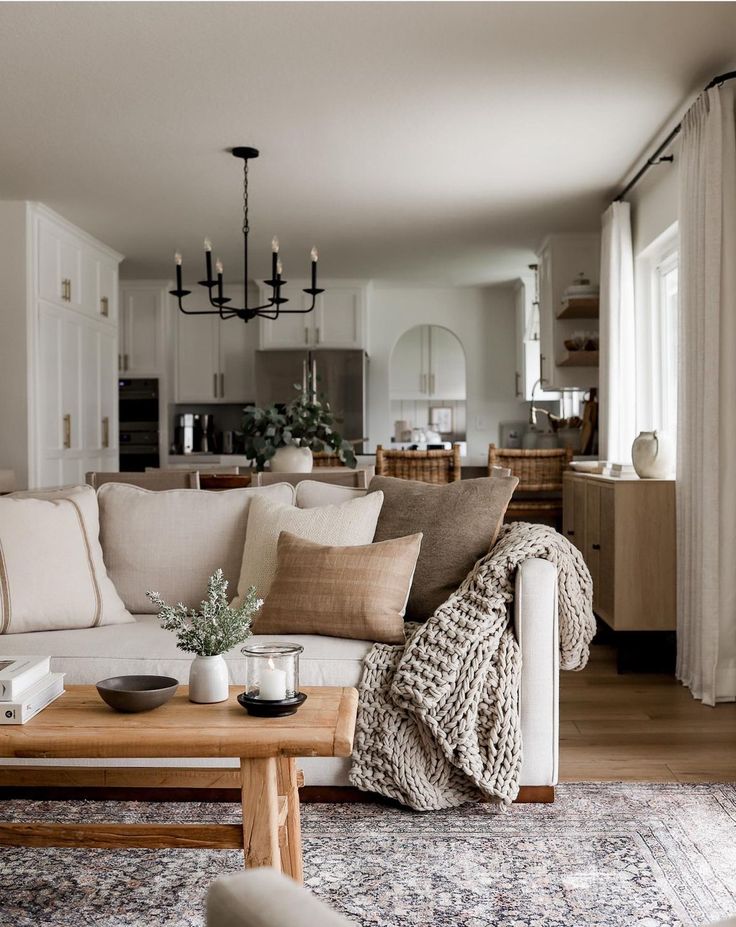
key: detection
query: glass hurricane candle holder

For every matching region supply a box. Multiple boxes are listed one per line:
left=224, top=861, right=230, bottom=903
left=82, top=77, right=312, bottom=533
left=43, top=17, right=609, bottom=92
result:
left=238, top=642, right=306, bottom=717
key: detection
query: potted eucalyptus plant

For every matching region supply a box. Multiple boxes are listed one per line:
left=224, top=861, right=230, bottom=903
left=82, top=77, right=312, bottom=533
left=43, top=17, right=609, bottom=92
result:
left=147, top=570, right=261, bottom=704
left=242, top=380, right=357, bottom=472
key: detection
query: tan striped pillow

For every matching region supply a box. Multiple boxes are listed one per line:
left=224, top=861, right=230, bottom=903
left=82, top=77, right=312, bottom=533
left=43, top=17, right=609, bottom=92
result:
left=255, top=531, right=423, bottom=643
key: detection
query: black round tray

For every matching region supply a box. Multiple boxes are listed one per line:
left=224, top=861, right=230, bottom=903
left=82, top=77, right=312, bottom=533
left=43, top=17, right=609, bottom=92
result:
left=237, top=691, right=308, bottom=717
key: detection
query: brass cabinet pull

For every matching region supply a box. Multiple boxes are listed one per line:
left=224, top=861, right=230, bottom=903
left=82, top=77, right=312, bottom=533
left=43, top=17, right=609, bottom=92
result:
left=102, top=416, right=110, bottom=449
left=219, top=373, right=225, bottom=398
left=315, top=326, right=321, bottom=344
left=213, top=373, right=218, bottom=398
left=123, top=353, right=129, bottom=371
left=429, top=373, right=435, bottom=395
left=63, top=414, right=72, bottom=449
left=304, top=327, right=309, bottom=345
left=100, top=296, right=109, bottom=317
left=61, top=279, right=71, bottom=302
left=515, top=371, right=521, bottom=397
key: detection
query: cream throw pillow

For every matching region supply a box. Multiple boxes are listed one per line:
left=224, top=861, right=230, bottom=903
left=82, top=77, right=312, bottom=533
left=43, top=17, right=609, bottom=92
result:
left=233, top=491, right=384, bottom=602
left=255, top=531, right=422, bottom=643
left=98, top=482, right=296, bottom=614
left=0, top=485, right=133, bottom=634
left=295, top=480, right=367, bottom=508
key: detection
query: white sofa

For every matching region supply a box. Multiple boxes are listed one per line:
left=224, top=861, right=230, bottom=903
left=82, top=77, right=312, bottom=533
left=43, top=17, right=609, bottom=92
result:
left=0, top=482, right=559, bottom=794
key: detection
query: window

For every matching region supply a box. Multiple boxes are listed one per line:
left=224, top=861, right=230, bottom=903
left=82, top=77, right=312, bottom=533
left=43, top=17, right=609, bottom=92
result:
left=635, top=223, right=679, bottom=450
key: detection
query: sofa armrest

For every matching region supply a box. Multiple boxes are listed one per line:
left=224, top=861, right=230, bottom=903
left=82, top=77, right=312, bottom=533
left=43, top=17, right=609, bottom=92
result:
left=207, top=870, right=354, bottom=927
left=514, top=557, right=559, bottom=786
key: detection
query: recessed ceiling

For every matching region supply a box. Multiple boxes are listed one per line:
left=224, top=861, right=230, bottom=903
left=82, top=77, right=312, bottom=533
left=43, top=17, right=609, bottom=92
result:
left=0, top=2, right=734, bottom=285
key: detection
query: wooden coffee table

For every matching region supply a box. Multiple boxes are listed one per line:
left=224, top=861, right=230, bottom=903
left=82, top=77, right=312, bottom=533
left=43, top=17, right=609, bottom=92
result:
left=0, top=685, right=357, bottom=884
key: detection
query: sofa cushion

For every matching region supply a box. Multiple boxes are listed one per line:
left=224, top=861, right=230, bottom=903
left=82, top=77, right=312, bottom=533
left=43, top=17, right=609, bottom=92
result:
left=295, top=480, right=366, bottom=508
left=255, top=531, right=422, bottom=643
left=368, top=474, right=518, bottom=620
left=98, top=482, right=295, bottom=614
left=0, top=486, right=133, bottom=634
left=234, top=492, right=384, bottom=602
left=0, top=615, right=371, bottom=688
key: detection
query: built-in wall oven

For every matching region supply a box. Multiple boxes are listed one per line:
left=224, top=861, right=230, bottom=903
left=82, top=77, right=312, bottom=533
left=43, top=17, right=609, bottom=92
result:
left=118, top=378, right=160, bottom=471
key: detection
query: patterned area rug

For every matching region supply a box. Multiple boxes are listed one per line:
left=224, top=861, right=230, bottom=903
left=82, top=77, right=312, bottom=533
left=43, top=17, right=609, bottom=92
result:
left=1, top=783, right=735, bottom=927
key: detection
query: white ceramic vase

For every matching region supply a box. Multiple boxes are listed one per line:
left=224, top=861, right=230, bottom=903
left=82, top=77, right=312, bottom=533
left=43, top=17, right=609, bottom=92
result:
left=631, top=430, right=674, bottom=479
left=188, top=654, right=229, bottom=704
left=270, top=445, right=313, bottom=473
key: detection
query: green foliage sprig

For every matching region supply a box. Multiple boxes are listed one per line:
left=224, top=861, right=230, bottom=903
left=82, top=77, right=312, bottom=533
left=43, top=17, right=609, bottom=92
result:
left=146, top=569, right=260, bottom=657
left=242, top=375, right=357, bottom=472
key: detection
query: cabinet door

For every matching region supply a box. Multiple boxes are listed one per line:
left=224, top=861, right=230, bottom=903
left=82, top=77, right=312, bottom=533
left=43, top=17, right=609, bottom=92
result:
left=81, top=325, right=102, bottom=452
left=429, top=325, right=466, bottom=399
left=38, top=303, right=64, bottom=455
left=598, top=485, right=615, bottom=621
left=219, top=319, right=254, bottom=402
left=585, top=481, right=601, bottom=606
left=60, top=314, right=83, bottom=453
left=537, top=245, right=556, bottom=389
left=315, top=288, right=364, bottom=348
left=120, top=287, right=162, bottom=373
left=38, top=222, right=64, bottom=305
left=176, top=314, right=219, bottom=402
left=259, top=283, right=315, bottom=349
left=98, top=260, right=118, bottom=323
left=390, top=325, right=429, bottom=399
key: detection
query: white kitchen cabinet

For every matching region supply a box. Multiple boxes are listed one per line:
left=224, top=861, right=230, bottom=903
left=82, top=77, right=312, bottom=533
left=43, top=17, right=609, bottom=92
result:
left=514, top=277, right=542, bottom=401
left=119, top=282, right=169, bottom=374
left=390, top=324, right=466, bottom=400
left=259, top=281, right=366, bottom=350
left=175, top=311, right=254, bottom=403
left=0, top=202, right=122, bottom=489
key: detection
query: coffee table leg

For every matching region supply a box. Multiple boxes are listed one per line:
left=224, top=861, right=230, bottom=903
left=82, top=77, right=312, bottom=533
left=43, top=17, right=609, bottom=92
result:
left=277, top=757, right=304, bottom=884
left=240, top=757, right=281, bottom=872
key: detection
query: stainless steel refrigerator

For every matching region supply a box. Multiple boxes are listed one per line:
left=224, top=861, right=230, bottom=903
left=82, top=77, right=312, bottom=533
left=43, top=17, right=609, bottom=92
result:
left=254, top=350, right=368, bottom=453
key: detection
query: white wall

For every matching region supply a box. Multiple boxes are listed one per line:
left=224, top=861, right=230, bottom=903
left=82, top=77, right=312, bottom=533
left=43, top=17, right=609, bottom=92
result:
left=629, top=148, right=679, bottom=255
left=367, top=284, right=529, bottom=466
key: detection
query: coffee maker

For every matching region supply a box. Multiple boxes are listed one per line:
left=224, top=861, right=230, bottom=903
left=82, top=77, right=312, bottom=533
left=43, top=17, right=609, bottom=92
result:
left=195, top=414, right=216, bottom=453
left=174, top=413, right=217, bottom=454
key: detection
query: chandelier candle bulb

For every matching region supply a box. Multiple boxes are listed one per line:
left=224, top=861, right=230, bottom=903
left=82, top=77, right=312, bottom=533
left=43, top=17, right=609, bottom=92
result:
left=310, top=246, right=318, bottom=290
left=271, top=237, right=279, bottom=281
left=215, top=259, right=224, bottom=301
left=204, top=239, right=213, bottom=282
left=174, top=252, right=183, bottom=290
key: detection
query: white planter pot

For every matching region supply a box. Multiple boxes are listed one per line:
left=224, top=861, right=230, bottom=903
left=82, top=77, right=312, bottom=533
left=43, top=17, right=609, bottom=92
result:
left=188, top=654, right=229, bottom=704
left=271, top=445, right=313, bottom=473
left=631, top=430, right=674, bottom=479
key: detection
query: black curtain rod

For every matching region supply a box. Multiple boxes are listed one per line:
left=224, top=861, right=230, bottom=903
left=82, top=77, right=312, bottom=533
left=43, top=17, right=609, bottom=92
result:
left=614, top=69, right=736, bottom=203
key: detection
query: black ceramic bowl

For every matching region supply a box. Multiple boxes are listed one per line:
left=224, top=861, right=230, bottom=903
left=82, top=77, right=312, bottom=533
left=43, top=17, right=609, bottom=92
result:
left=96, top=675, right=179, bottom=713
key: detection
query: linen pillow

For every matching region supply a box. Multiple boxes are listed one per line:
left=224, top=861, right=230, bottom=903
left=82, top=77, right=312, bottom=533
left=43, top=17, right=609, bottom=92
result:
left=368, top=475, right=518, bottom=621
left=295, top=480, right=366, bottom=508
left=255, top=531, right=422, bottom=643
left=0, top=485, right=133, bottom=634
left=233, top=491, right=384, bottom=602
left=98, top=481, right=295, bottom=613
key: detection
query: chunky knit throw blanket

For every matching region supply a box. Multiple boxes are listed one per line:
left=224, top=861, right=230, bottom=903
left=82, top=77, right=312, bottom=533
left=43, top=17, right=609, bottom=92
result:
left=349, top=522, right=595, bottom=810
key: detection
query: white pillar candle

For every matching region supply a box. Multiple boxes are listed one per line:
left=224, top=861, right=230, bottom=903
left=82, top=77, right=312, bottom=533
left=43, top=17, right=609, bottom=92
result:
left=259, top=658, right=287, bottom=700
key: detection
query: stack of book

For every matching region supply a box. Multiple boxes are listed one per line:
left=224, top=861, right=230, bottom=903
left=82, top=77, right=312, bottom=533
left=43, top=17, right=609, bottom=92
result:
left=0, top=656, right=65, bottom=724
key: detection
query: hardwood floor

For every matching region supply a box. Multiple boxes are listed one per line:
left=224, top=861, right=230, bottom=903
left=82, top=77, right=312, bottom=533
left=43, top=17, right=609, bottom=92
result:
left=560, top=643, right=736, bottom=782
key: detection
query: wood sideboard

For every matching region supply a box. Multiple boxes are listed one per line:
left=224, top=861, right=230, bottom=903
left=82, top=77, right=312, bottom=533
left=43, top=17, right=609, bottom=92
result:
left=562, top=472, right=676, bottom=632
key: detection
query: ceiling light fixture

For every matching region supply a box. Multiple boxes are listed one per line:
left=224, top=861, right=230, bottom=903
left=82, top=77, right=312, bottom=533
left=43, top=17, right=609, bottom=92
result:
left=170, top=147, right=323, bottom=323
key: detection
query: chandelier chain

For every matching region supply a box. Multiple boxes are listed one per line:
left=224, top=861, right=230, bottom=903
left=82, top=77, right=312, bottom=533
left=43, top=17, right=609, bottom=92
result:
left=242, top=159, right=250, bottom=237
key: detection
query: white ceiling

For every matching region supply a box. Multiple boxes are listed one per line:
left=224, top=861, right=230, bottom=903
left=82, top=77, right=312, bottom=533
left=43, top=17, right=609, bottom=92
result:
left=1, top=2, right=734, bottom=286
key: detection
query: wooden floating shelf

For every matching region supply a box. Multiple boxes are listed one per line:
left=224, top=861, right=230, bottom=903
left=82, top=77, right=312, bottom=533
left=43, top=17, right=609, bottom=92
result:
left=557, top=298, right=600, bottom=319
left=557, top=350, right=599, bottom=367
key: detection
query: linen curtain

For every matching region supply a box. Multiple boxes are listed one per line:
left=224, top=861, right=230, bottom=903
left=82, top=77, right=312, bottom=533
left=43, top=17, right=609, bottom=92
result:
left=676, top=82, right=736, bottom=705
left=599, top=201, right=637, bottom=464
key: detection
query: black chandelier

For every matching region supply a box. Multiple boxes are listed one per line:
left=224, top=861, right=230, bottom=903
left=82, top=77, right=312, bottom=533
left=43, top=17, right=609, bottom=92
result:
left=170, top=146, right=323, bottom=323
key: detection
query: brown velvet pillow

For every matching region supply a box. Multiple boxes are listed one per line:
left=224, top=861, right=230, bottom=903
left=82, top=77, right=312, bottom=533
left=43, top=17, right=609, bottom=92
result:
left=255, top=531, right=423, bottom=643
left=368, top=475, right=518, bottom=620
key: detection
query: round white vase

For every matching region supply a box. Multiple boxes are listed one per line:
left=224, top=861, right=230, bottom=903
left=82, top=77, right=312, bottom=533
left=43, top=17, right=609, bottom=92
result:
left=188, top=654, right=229, bottom=704
left=270, top=445, right=313, bottom=473
left=631, top=430, right=674, bottom=479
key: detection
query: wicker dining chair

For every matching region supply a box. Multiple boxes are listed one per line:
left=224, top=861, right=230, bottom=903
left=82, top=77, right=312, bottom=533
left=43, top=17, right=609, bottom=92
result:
left=375, top=444, right=462, bottom=484
left=312, top=451, right=345, bottom=468
left=487, top=444, right=573, bottom=527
